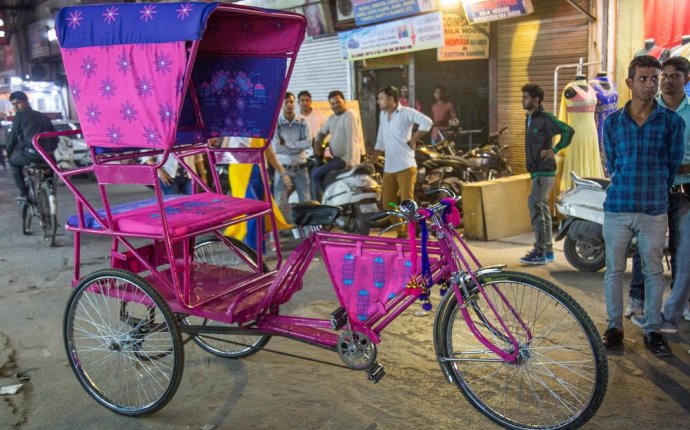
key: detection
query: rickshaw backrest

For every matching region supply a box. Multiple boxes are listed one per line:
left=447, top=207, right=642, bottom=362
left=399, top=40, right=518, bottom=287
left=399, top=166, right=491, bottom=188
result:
left=56, top=2, right=306, bottom=152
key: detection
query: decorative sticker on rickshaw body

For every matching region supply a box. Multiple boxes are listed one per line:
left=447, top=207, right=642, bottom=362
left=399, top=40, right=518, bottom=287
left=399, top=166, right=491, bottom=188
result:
left=324, top=246, right=422, bottom=323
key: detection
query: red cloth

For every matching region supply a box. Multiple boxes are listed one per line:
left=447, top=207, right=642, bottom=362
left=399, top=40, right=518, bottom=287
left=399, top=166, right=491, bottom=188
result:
left=644, top=0, right=690, bottom=48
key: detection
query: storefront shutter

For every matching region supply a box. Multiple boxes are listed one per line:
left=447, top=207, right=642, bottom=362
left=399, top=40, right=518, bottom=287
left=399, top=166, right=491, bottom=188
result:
left=288, top=35, right=353, bottom=101
left=496, top=0, right=591, bottom=173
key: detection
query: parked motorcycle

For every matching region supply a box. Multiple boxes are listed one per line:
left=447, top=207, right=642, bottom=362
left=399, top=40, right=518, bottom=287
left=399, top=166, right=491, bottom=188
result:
left=462, top=126, right=512, bottom=182
left=289, top=158, right=382, bottom=235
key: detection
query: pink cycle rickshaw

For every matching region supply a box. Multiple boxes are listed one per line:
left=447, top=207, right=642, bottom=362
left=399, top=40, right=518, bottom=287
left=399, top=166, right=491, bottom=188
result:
left=33, top=3, right=607, bottom=428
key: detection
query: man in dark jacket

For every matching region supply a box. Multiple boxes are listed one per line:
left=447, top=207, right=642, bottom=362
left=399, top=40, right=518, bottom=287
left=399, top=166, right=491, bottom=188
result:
left=7, top=91, right=57, bottom=201
left=520, top=84, right=574, bottom=264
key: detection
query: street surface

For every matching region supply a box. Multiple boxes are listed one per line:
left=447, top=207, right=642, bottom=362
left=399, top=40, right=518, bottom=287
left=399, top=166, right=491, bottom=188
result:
left=0, top=168, right=688, bottom=429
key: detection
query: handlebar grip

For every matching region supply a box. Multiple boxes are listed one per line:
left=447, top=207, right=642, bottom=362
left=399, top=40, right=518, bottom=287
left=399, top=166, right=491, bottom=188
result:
left=370, top=211, right=390, bottom=221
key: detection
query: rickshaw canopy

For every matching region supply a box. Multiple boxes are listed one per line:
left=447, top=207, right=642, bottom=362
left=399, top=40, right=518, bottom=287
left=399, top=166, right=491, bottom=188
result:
left=56, top=2, right=306, bottom=150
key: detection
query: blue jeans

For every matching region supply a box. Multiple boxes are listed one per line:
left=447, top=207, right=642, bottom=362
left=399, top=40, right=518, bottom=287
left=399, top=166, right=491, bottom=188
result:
left=160, top=176, right=192, bottom=195
left=603, top=212, right=667, bottom=332
left=311, top=157, right=346, bottom=201
left=274, top=166, right=311, bottom=220
left=663, top=192, right=690, bottom=324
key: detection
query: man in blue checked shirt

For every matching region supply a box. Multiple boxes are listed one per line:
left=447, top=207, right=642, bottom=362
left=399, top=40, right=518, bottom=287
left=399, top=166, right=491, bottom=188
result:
left=601, top=55, right=685, bottom=357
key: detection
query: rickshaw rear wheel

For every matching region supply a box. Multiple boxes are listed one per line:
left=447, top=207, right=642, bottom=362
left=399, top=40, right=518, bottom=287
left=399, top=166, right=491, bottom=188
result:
left=64, top=269, right=184, bottom=416
left=187, top=235, right=271, bottom=358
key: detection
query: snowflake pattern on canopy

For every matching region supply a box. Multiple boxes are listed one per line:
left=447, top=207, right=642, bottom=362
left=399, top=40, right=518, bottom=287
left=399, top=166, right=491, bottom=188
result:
left=62, top=42, right=185, bottom=149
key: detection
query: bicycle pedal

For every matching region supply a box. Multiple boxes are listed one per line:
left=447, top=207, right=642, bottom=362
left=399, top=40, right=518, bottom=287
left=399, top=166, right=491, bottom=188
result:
left=366, top=362, right=385, bottom=384
left=460, top=293, right=479, bottom=308
left=330, top=306, right=347, bottom=330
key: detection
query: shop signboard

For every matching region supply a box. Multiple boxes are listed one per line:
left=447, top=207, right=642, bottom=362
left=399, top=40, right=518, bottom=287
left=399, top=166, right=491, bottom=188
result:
left=339, top=11, right=444, bottom=61
left=462, top=0, right=534, bottom=24
left=437, top=12, right=489, bottom=62
left=353, top=0, right=437, bottom=26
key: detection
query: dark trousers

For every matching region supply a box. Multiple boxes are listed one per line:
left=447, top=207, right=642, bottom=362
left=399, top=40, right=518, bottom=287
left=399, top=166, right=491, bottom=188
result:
left=311, top=157, right=346, bottom=201
left=10, top=150, right=43, bottom=197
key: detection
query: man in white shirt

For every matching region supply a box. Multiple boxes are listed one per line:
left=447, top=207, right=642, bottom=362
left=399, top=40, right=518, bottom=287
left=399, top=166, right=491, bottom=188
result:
left=298, top=90, right=326, bottom=145
left=372, top=86, right=433, bottom=238
left=312, top=90, right=363, bottom=200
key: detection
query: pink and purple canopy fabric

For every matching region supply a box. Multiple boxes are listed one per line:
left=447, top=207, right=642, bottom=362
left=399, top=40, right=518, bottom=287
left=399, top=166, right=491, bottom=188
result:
left=56, top=2, right=306, bottom=150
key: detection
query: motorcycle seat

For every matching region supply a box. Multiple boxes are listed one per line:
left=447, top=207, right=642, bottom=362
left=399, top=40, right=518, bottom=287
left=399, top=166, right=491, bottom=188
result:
left=323, top=164, right=374, bottom=188
left=291, top=202, right=340, bottom=227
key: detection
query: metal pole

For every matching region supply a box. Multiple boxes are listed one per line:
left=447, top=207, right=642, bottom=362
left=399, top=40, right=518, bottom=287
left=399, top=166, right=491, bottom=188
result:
left=553, top=59, right=602, bottom=115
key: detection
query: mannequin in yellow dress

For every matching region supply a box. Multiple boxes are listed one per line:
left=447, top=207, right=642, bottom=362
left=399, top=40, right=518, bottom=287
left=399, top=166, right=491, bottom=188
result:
left=557, top=75, right=604, bottom=192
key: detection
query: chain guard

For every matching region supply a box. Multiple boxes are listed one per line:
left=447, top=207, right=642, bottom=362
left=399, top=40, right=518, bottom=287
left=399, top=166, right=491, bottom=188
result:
left=337, top=330, right=377, bottom=370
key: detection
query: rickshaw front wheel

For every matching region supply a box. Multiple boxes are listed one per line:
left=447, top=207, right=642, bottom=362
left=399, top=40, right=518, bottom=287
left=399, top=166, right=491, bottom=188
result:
left=64, top=269, right=184, bottom=416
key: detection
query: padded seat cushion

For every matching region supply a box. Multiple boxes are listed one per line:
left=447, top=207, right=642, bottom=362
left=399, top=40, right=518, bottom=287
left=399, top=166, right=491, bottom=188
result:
left=67, top=195, right=184, bottom=230
left=68, top=193, right=271, bottom=237
left=114, top=193, right=271, bottom=237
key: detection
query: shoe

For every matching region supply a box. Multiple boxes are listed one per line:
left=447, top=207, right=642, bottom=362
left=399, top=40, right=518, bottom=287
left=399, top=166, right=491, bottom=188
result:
left=683, top=303, right=690, bottom=321
left=545, top=251, right=555, bottom=262
left=15, top=195, right=27, bottom=203
left=519, top=249, right=546, bottom=265
left=624, top=299, right=644, bottom=318
left=643, top=332, right=672, bottom=357
left=602, top=327, right=624, bottom=348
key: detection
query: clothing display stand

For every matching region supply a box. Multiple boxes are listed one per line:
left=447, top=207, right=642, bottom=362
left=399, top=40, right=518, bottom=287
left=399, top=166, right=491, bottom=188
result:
left=558, top=73, right=604, bottom=192
left=553, top=57, right=601, bottom=114
left=589, top=71, right=618, bottom=177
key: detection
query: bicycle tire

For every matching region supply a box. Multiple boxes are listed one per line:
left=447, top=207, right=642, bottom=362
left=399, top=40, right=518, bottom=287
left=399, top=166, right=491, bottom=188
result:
left=186, top=235, right=271, bottom=358
left=37, top=182, right=57, bottom=246
left=64, top=269, right=184, bottom=416
left=433, top=271, right=607, bottom=430
left=21, top=202, right=31, bottom=235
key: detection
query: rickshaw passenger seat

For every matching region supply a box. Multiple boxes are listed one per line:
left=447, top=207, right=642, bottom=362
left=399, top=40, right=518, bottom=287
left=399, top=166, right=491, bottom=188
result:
left=110, top=192, right=271, bottom=237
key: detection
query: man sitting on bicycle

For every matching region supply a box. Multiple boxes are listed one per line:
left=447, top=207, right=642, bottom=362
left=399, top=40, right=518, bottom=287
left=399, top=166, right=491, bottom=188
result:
left=7, top=91, right=57, bottom=202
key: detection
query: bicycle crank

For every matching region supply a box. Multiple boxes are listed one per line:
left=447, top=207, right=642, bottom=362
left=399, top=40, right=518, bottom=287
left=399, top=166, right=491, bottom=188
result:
left=337, top=330, right=377, bottom=370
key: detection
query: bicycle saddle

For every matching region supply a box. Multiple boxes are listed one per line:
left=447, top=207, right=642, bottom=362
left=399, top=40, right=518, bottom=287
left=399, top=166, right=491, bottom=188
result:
left=291, top=202, right=340, bottom=227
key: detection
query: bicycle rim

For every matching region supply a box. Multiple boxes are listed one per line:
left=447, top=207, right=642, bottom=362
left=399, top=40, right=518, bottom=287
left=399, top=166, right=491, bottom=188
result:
left=21, top=203, right=31, bottom=234
left=440, top=272, right=607, bottom=429
left=64, top=269, right=183, bottom=416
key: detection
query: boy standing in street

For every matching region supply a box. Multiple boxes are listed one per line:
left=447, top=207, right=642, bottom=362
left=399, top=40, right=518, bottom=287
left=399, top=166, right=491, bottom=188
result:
left=520, top=84, right=574, bottom=265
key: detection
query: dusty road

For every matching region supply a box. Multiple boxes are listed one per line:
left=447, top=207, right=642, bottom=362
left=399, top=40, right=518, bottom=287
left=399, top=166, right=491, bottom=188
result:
left=0, top=168, right=688, bottom=430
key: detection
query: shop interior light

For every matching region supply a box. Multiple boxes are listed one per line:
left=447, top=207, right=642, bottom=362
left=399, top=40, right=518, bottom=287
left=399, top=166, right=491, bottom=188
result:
left=0, top=31, right=4, bottom=38
left=0, top=19, right=4, bottom=26
left=47, top=28, right=57, bottom=42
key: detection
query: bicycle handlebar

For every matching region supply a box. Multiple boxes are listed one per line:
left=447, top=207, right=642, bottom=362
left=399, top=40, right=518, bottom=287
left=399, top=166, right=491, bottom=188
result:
left=371, top=188, right=459, bottom=223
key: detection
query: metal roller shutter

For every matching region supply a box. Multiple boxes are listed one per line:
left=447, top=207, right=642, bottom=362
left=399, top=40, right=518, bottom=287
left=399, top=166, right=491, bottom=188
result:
left=496, top=0, right=591, bottom=173
left=288, top=35, right=353, bottom=101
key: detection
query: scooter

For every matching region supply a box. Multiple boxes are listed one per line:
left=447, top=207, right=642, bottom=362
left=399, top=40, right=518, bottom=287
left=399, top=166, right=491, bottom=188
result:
left=289, top=158, right=382, bottom=235
left=555, top=172, right=608, bottom=272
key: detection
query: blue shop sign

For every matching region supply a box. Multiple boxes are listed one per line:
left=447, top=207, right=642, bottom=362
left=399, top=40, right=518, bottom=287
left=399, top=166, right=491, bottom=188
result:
left=353, top=0, right=437, bottom=26
left=462, top=0, right=534, bottom=24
